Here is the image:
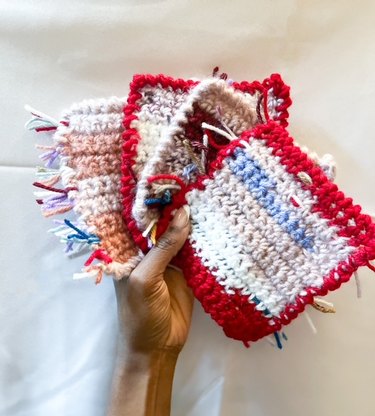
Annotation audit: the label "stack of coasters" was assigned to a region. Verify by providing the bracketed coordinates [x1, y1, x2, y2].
[26, 71, 375, 345]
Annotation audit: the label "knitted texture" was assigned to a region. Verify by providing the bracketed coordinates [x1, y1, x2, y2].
[28, 73, 293, 285]
[176, 123, 375, 343]
[27, 98, 143, 282]
[121, 73, 375, 345]
[122, 73, 294, 249]
[27, 72, 375, 346]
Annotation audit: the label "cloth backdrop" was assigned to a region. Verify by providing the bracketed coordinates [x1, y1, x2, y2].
[1, 1, 374, 415]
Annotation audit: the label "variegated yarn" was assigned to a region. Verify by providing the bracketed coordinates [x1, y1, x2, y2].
[27, 72, 284, 283]
[121, 73, 375, 346]
[26, 71, 375, 347]
[27, 99, 143, 283]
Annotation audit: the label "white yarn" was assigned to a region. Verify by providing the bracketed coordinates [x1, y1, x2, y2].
[305, 311, 318, 334]
[24, 104, 59, 129]
[132, 78, 259, 231]
[185, 157, 354, 317]
[201, 122, 236, 142]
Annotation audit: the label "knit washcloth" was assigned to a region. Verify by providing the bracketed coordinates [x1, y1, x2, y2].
[121, 74, 375, 346]
[26, 72, 293, 284]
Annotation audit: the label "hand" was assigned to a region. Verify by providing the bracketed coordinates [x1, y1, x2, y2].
[108, 206, 194, 416]
[114, 205, 194, 354]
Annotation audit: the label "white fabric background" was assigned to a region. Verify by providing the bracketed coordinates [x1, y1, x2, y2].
[1, 1, 375, 415]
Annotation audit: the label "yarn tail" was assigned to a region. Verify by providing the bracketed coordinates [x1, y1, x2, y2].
[25, 104, 111, 284]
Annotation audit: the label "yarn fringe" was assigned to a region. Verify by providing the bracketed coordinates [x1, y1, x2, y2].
[25, 104, 59, 132]
[26, 105, 111, 283]
[33, 181, 76, 217]
[72, 252, 147, 285]
[49, 219, 101, 255]
[35, 166, 61, 186]
[37, 145, 60, 168]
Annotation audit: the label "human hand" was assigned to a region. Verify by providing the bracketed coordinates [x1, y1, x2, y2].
[113, 205, 194, 355]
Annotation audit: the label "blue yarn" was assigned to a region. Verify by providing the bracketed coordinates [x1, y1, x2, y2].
[67, 235, 100, 244]
[144, 190, 172, 206]
[281, 331, 288, 341]
[144, 197, 162, 206]
[182, 163, 198, 181]
[274, 332, 283, 349]
[251, 294, 272, 316]
[64, 219, 100, 245]
[65, 240, 74, 253]
[64, 219, 88, 237]
[227, 149, 314, 251]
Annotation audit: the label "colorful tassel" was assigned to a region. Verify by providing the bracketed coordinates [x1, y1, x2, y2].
[73, 250, 113, 285]
[64, 219, 100, 245]
[36, 166, 61, 187]
[49, 219, 96, 255]
[84, 249, 113, 267]
[33, 183, 75, 217]
[38, 147, 60, 168]
[24, 105, 59, 132]
[73, 269, 98, 280]
[144, 190, 172, 206]
[73, 266, 104, 285]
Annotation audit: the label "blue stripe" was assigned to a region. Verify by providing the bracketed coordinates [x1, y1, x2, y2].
[227, 148, 314, 250]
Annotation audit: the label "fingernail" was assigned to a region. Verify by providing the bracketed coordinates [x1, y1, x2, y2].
[171, 204, 190, 227]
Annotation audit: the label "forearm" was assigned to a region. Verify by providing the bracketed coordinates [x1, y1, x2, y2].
[107, 346, 180, 416]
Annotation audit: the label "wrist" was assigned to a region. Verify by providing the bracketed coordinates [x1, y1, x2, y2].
[118, 347, 180, 377]
[108, 346, 180, 416]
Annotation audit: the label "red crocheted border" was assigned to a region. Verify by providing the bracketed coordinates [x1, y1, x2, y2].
[174, 122, 375, 343]
[121, 73, 292, 252]
[173, 243, 275, 344]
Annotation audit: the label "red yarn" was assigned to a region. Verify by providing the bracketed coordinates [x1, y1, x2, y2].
[290, 197, 300, 207]
[205, 129, 227, 150]
[35, 126, 57, 133]
[33, 181, 77, 194]
[84, 249, 113, 267]
[147, 174, 187, 191]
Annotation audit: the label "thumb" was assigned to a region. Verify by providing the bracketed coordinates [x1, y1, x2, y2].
[129, 205, 191, 284]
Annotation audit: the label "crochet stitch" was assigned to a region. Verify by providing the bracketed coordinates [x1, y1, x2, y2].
[121, 73, 375, 345]
[26, 71, 375, 346]
[27, 73, 292, 284]
[27, 99, 143, 282]
[174, 122, 375, 343]
[122, 73, 294, 249]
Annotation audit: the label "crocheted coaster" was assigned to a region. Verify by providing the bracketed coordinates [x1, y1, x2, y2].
[178, 122, 374, 344]
[26, 98, 142, 282]
[121, 76, 375, 346]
